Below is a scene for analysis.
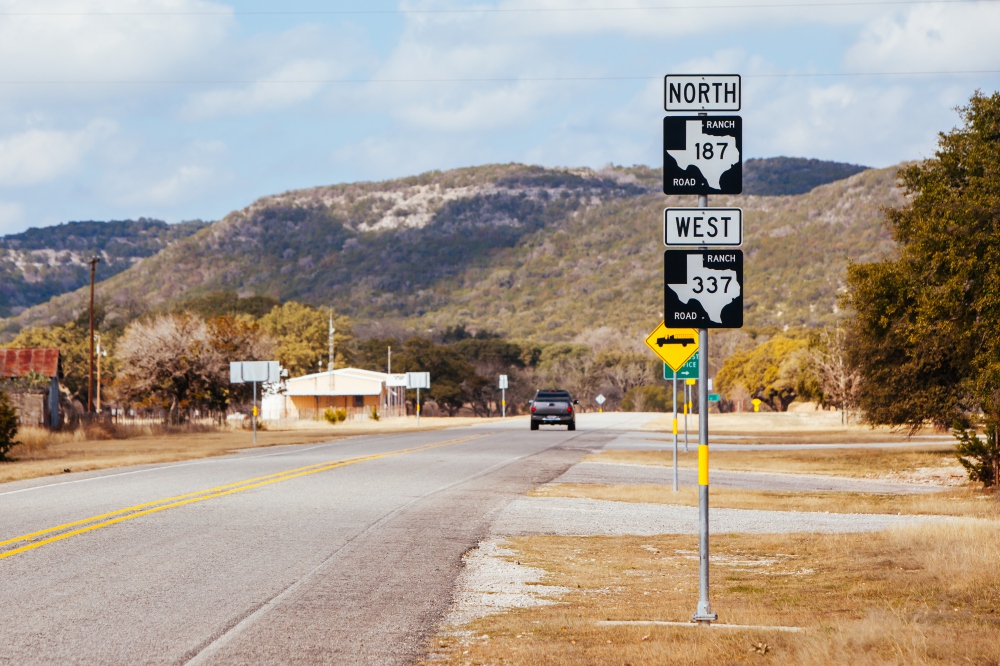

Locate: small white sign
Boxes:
[664,74,741,112]
[595,394,606,405]
[664,208,742,246]
[387,373,408,387]
[499,374,509,390]
[405,372,431,390]
[230,361,281,384]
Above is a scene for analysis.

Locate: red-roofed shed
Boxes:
[0,348,60,379]
[0,348,62,429]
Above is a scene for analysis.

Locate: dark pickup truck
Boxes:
[529,389,578,431]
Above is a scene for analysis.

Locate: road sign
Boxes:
[664,74,741,112]
[645,323,699,371]
[499,374,508,390]
[708,393,721,402]
[405,372,431,389]
[229,361,281,384]
[663,116,742,195]
[664,350,699,379]
[595,394,606,405]
[664,208,742,246]
[664,250,743,329]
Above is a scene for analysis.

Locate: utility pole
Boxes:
[87,257,100,413]
[95,334,103,413]
[387,346,391,374]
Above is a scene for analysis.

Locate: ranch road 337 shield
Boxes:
[664,250,744,329]
[663,116,742,195]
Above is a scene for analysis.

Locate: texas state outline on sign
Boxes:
[667,254,741,323]
[666,120,740,190]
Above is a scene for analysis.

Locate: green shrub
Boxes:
[955,424,1000,487]
[0,389,19,460]
[323,407,348,424]
[622,385,671,412]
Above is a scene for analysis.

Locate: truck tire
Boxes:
[568,421,576,431]
[530,421,539,431]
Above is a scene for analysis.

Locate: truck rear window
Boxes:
[536,392,571,400]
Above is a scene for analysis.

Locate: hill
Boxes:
[742,157,869,196]
[0,159,903,341]
[0,219,207,318]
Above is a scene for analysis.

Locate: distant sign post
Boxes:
[595,394,606,413]
[230,361,281,444]
[499,374,509,418]
[406,372,431,425]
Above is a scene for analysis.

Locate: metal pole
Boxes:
[417,387,421,426]
[95,335,102,413]
[694,328,717,623]
[684,381,689,453]
[87,257,99,413]
[502,388,506,418]
[252,381,257,445]
[672,371,678,492]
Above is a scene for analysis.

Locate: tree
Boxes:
[392,337,477,416]
[113,314,227,422]
[5,323,94,402]
[845,92,1000,432]
[809,326,861,423]
[259,302,354,377]
[207,315,275,405]
[715,336,818,411]
[0,388,18,460]
[955,425,1000,487]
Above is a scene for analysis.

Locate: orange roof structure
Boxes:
[0,348,60,378]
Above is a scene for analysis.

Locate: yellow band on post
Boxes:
[698,445,709,485]
[673,418,678,435]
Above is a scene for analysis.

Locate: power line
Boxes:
[0,70,996,85]
[0,0,997,15]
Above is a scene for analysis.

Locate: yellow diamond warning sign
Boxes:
[644,323,699,372]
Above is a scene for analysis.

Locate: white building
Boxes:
[262,368,407,422]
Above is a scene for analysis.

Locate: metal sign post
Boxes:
[672,371,678,492]
[230,361,281,445]
[499,374,509,418]
[595,394,606,413]
[406,372,431,426]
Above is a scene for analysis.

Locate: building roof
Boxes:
[285,367,391,397]
[0,348,60,378]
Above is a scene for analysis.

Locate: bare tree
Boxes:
[811,326,861,424]
[114,314,227,423]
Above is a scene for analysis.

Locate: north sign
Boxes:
[664,250,744,329]
[664,74,741,112]
[663,116,742,195]
[665,208,742,246]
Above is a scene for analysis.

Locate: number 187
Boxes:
[694,143,727,160]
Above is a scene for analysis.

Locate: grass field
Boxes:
[422,521,1000,665]
[0,416,497,484]
[587,447,964,483]
[530,483,1000,519]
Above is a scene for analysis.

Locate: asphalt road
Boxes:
[0,413,647,665]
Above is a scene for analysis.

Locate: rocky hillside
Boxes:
[0,160,904,341]
[0,219,206,318]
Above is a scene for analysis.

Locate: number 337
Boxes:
[692,276,731,294]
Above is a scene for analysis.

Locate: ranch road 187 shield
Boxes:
[664,250,743,329]
[663,116,742,195]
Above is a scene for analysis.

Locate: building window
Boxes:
[354,395,365,408]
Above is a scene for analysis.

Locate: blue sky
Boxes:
[0,0,997,234]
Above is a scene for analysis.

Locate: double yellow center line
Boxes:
[0,434,485,561]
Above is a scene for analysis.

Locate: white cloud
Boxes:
[845,4,1000,72]
[0,120,116,186]
[0,0,232,94]
[103,140,231,208]
[182,60,337,119]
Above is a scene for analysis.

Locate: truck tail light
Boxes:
[531,405,536,413]
[567,405,573,413]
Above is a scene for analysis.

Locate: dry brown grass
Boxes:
[0,416,497,484]
[530,483,1000,519]
[588,447,964,481]
[421,521,1000,665]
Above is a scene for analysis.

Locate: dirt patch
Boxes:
[422,521,1000,665]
